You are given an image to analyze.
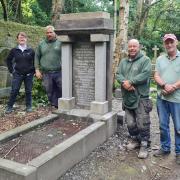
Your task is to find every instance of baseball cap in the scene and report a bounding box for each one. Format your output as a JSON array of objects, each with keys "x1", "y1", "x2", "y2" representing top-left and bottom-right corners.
[{"x1": 163, "y1": 34, "x2": 177, "y2": 42}]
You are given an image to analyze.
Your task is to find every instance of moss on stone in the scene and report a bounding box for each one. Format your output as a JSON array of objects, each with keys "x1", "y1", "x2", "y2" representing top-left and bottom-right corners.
[
  {"x1": 0, "y1": 20, "x2": 44, "y2": 49},
  {"x1": 0, "y1": 20, "x2": 45, "y2": 65}
]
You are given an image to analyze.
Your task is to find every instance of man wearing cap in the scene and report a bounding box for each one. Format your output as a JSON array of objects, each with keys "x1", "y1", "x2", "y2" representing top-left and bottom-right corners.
[{"x1": 154, "y1": 34, "x2": 180, "y2": 164}]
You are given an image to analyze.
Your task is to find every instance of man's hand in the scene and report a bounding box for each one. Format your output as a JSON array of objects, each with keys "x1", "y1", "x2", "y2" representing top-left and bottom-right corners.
[
  {"x1": 122, "y1": 80, "x2": 135, "y2": 91},
  {"x1": 164, "y1": 84, "x2": 176, "y2": 94},
  {"x1": 35, "y1": 69, "x2": 42, "y2": 79}
]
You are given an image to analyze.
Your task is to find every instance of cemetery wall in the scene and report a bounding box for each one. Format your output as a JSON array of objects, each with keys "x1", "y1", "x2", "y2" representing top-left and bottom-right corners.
[{"x1": 0, "y1": 20, "x2": 44, "y2": 66}]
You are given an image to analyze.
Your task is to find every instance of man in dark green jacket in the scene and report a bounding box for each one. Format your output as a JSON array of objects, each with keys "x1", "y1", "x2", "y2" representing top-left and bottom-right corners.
[
  {"x1": 116, "y1": 39, "x2": 152, "y2": 159},
  {"x1": 35, "y1": 25, "x2": 61, "y2": 108}
]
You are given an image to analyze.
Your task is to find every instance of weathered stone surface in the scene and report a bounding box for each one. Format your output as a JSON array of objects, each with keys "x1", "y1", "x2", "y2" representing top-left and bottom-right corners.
[
  {"x1": 72, "y1": 42, "x2": 95, "y2": 109},
  {"x1": 114, "y1": 88, "x2": 122, "y2": 99},
  {"x1": 58, "y1": 97, "x2": 75, "y2": 111},
  {"x1": 90, "y1": 34, "x2": 110, "y2": 42},
  {"x1": 60, "y1": 12, "x2": 110, "y2": 21},
  {"x1": 55, "y1": 12, "x2": 113, "y2": 35},
  {"x1": 90, "y1": 101, "x2": 108, "y2": 115},
  {"x1": 61, "y1": 43, "x2": 73, "y2": 98},
  {"x1": 0, "y1": 66, "x2": 11, "y2": 88}
]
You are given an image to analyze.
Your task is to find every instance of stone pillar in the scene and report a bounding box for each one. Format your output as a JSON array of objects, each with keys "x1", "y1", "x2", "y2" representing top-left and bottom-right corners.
[
  {"x1": 58, "y1": 36, "x2": 75, "y2": 110},
  {"x1": 90, "y1": 34, "x2": 109, "y2": 115}
]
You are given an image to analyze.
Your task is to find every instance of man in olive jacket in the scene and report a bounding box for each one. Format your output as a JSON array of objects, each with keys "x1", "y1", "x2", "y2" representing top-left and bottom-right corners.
[
  {"x1": 116, "y1": 39, "x2": 152, "y2": 159},
  {"x1": 35, "y1": 25, "x2": 62, "y2": 108}
]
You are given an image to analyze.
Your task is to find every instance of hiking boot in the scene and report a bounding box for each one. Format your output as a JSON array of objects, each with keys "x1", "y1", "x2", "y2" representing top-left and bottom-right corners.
[
  {"x1": 138, "y1": 141, "x2": 148, "y2": 159},
  {"x1": 176, "y1": 154, "x2": 180, "y2": 165},
  {"x1": 126, "y1": 140, "x2": 140, "y2": 150},
  {"x1": 5, "y1": 107, "x2": 13, "y2": 114},
  {"x1": 153, "y1": 149, "x2": 170, "y2": 157},
  {"x1": 26, "y1": 107, "x2": 32, "y2": 113}
]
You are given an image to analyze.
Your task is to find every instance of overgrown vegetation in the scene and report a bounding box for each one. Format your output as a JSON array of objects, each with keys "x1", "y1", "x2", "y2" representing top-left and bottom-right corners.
[{"x1": 32, "y1": 78, "x2": 48, "y2": 107}]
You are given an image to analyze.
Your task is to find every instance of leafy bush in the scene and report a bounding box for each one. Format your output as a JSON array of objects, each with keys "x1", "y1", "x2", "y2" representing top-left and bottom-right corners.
[
  {"x1": 113, "y1": 79, "x2": 121, "y2": 90},
  {"x1": 32, "y1": 77, "x2": 48, "y2": 107}
]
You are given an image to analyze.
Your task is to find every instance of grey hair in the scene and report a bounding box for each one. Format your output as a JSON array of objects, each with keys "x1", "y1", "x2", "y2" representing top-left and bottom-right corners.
[{"x1": 45, "y1": 25, "x2": 55, "y2": 32}]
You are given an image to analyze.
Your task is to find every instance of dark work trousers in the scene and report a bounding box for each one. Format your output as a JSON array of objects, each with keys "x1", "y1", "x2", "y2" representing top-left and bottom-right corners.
[
  {"x1": 7, "y1": 72, "x2": 34, "y2": 108},
  {"x1": 125, "y1": 99, "x2": 151, "y2": 142},
  {"x1": 42, "y1": 71, "x2": 62, "y2": 107}
]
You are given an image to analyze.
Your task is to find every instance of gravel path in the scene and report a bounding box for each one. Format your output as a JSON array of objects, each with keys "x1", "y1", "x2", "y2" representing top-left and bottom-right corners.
[{"x1": 59, "y1": 99, "x2": 180, "y2": 180}]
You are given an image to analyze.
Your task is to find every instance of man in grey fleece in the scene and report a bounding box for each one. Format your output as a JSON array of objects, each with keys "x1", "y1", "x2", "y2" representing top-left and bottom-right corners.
[
  {"x1": 116, "y1": 39, "x2": 152, "y2": 159},
  {"x1": 35, "y1": 25, "x2": 62, "y2": 108}
]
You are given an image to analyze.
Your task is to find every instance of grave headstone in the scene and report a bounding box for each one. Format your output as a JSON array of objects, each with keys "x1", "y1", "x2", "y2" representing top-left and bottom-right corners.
[{"x1": 55, "y1": 12, "x2": 114, "y2": 115}]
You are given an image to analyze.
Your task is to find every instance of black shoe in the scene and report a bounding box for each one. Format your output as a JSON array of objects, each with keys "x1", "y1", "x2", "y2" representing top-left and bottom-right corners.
[
  {"x1": 5, "y1": 107, "x2": 13, "y2": 114},
  {"x1": 153, "y1": 149, "x2": 170, "y2": 157},
  {"x1": 26, "y1": 107, "x2": 33, "y2": 113}
]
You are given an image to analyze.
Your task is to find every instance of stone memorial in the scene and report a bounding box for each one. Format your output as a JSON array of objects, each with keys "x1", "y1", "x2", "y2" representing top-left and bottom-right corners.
[{"x1": 55, "y1": 12, "x2": 114, "y2": 115}]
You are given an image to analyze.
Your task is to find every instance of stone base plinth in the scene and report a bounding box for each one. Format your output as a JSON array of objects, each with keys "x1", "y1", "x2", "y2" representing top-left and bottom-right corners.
[
  {"x1": 58, "y1": 97, "x2": 75, "y2": 111},
  {"x1": 90, "y1": 101, "x2": 108, "y2": 115}
]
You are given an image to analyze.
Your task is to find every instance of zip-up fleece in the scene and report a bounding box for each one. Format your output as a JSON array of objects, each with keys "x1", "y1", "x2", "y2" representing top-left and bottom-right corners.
[
  {"x1": 35, "y1": 38, "x2": 61, "y2": 72},
  {"x1": 116, "y1": 52, "x2": 152, "y2": 109},
  {"x1": 6, "y1": 47, "x2": 35, "y2": 75}
]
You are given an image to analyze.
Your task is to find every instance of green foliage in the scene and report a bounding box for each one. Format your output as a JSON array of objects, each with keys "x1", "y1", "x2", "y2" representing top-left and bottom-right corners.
[
  {"x1": 21, "y1": 0, "x2": 50, "y2": 26},
  {"x1": 0, "y1": 20, "x2": 44, "y2": 49},
  {"x1": 64, "y1": 0, "x2": 113, "y2": 16},
  {"x1": 113, "y1": 79, "x2": 120, "y2": 90},
  {"x1": 32, "y1": 77, "x2": 48, "y2": 107},
  {"x1": 37, "y1": 0, "x2": 52, "y2": 16},
  {"x1": 30, "y1": 3, "x2": 51, "y2": 26}
]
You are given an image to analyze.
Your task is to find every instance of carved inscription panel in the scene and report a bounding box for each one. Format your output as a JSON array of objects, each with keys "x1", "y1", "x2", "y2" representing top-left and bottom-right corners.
[{"x1": 72, "y1": 42, "x2": 95, "y2": 109}]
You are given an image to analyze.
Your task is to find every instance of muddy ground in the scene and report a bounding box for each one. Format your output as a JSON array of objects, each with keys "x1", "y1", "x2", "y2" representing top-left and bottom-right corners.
[
  {"x1": 0, "y1": 99, "x2": 179, "y2": 180},
  {"x1": 59, "y1": 99, "x2": 180, "y2": 180}
]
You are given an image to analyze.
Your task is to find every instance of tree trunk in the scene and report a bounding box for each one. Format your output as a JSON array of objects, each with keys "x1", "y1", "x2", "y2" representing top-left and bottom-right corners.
[
  {"x1": 52, "y1": 0, "x2": 64, "y2": 25},
  {"x1": 113, "y1": 0, "x2": 117, "y2": 51},
  {"x1": 0, "y1": 0, "x2": 8, "y2": 21},
  {"x1": 15, "y1": 0, "x2": 22, "y2": 22},
  {"x1": 113, "y1": 0, "x2": 129, "y2": 79},
  {"x1": 133, "y1": 0, "x2": 162, "y2": 38}
]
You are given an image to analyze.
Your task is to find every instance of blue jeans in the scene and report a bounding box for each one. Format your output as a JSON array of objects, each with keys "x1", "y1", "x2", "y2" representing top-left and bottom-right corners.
[
  {"x1": 157, "y1": 96, "x2": 180, "y2": 154},
  {"x1": 8, "y1": 72, "x2": 34, "y2": 108},
  {"x1": 42, "y1": 72, "x2": 62, "y2": 107}
]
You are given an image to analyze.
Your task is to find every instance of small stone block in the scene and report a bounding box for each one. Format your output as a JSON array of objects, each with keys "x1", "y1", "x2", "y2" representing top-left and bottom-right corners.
[
  {"x1": 58, "y1": 97, "x2": 75, "y2": 111},
  {"x1": 90, "y1": 101, "x2": 108, "y2": 115}
]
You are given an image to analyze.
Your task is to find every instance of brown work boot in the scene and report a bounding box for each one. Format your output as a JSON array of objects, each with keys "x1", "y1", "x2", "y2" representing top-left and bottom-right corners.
[
  {"x1": 153, "y1": 149, "x2": 170, "y2": 157},
  {"x1": 138, "y1": 141, "x2": 148, "y2": 159},
  {"x1": 126, "y1": 139, "x2": 140, "y2": 150},
  {"x1": 176, "y1": 154, "x2": 180, "y2": 165}
]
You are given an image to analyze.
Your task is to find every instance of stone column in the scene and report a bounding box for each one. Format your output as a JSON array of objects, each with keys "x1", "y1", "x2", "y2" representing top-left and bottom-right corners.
[
  {"x1": 90, "y1": 34, "x2": 109, "y2": 115},
  {"x1": 58, "y1": 35, "x2": 75, "y2": 110}
]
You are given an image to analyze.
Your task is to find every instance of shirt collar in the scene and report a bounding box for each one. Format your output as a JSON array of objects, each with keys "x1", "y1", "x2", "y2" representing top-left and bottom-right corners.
[
  {"x1": 18, "y1": 45, "x2": 27, "y2": 52},
  {"x1": 166, "y1": 50, "x2": 180, "y2": 59}
]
